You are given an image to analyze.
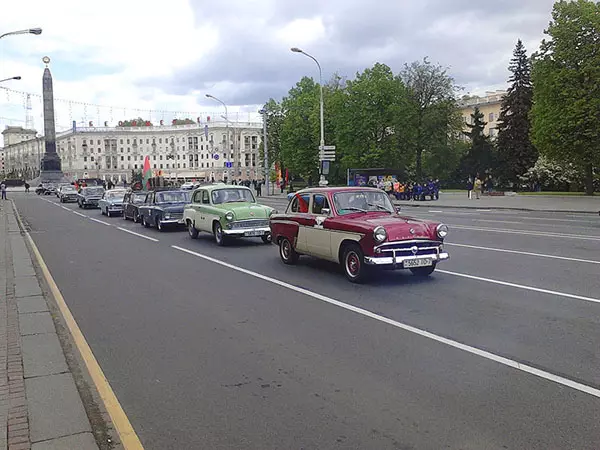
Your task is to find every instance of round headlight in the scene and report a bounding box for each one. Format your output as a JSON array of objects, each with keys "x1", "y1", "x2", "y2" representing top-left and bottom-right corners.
[
  {"x1": 164, "y1": 213, "x2": 171, "y2": 219},
  {"x1": 373, "y1": 226, "x2": 387, "y2": 243},
  {"x1": 436, "y1": 224, "x2": 449, "y2": 239},
  {"x1": 225, "y1": 211, "x2": 234, "y2": 221}
]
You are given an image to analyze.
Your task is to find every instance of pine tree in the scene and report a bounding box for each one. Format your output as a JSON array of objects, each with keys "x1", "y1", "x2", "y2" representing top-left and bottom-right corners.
[
  {"x1": 461, "y1": 107, "x2": 495, "y2": 177},
  {"x1": 497, "y1": 39, "x2": 537, "y2": 186}
]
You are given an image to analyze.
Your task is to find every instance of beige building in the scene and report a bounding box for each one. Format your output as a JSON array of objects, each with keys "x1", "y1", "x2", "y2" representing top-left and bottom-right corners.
[
  {"x1": 2, "y1": 121, "x2": 263, "y2": 183},
  {"x1": 458, "y1": 90, "x2": 506, "y2": 138}
]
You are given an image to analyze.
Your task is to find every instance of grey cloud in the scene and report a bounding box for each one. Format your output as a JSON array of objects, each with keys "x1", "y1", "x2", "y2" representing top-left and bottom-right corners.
[{"x1": 146, "y1": 0, "x2": 556, "y2": 106}]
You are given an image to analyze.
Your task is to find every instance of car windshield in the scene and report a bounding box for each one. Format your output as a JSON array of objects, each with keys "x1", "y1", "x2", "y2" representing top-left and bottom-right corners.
[
  {"x1": 132, "y1": 193, "x2": 146, "y2": 204},
  {"x1": 156, "y1": 191, "x2": 190, "y2": 203},
  {"x1": 106, "y1": 192, "x2": 125, "y2": 201},
  {"x1": 211, "y1": 188, "x2": 255, "y2": 205},
  {"x1": 333, "y1": 190, "x2": 395, "y2": 215},
  {"x1": 84, "y1": 187, "x2": 104, "y2": 196},
  {"x1": 63, "y1": 187, "x2": 77, "y2": 193}
]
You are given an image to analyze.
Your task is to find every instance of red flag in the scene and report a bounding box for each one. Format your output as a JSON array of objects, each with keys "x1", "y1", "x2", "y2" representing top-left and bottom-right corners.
[
  {"x1": 142, "y1": 156, "x2": 152, "y2": 190},
  {"x1": 285, "y1": 169, "x2": 289, "y2": 183}
]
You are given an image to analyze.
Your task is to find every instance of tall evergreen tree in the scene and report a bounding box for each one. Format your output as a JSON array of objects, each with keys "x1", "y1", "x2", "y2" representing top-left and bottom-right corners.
[
  {"x1": 460, "y1": 107, "x2": 496, "y2": 177},
  {"x1": 496, "y1": 39, "x2": 537, "y2": 186}
]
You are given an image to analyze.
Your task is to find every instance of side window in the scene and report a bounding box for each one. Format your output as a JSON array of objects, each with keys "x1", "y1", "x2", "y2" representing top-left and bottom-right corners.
[
  {"x1": 202, "y1": 190, "x2": 210, "y2": 204},
  {"x1": 146, "y1": 193, "x2": 153, "y2": 204},
  {"x1": 123, "y1": 193, "x2": 130, "y2": 203},
  {"x1": 193, "y1": 191, "x2": 202, "y2": 203},
  {"x1": 312, "y1": 194, "x2": 330, "y2": 215},
  {"x1": 289, "y1": 194, "x2": 309, "y2": 213}
]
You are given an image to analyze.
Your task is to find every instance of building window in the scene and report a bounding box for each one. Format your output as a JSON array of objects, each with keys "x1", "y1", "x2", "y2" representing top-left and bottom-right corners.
[
  {"x1": 489, "y1": 128, "x2": 496, "y2": 137},
  {"x1": 126, "y1": 139, "x2": 130, "y2": 144},
  {"x1": 159, "y1": 138, "x2": 162, "y2": 144},
  {"x1": 121, "y1": 156, "x2": 124, "y2": 161},
  {"x1": 146, "y1": 139, "x2": 150, "y2": 144},
  {"x1": 489, "y1": 113, "x2": 495, "y2": 122},
  {"x1": 160, "y1": 164, "x2": 163, "y2": 169},
  {"x1": 183, "y1": 163, "x2": 186, "y2": 168},
  {"x1": 120, "y1": 139, "x2": 123, "y2": 144},
  {"x1": 159, "y1": 155, "x2": 163, "y2": 160},
  {"x1": 134, "y1": 164, "x2": 138, "y2": 169}
]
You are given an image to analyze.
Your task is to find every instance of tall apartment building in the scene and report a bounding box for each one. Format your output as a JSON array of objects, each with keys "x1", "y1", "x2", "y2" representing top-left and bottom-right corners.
[
  {"x1": 458, "y1": 90, "x2": 506, "y2": 138},
  {"x1": 2, "y1": 122, "x2": 263, "y2": 182}
]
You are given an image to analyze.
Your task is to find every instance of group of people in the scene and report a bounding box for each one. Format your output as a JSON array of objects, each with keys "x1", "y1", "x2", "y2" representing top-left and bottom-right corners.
[
  {"x1": 374, "y1": 178, "x2": 441, "y2": 201},
  {"x1": 466, "y1": 174, "x2": 494, "y2": 199}
]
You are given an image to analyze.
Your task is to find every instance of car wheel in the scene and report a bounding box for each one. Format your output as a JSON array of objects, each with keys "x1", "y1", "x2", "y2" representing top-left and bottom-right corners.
[
  {"x1": 78, "y1": 202, "x2": 82, "y2": 208},
  {"x1": 122, "y1": 211, "x2": 128, "y2": 220},
  {"x1": 342, "y1": 243, "x2": 369, "y2": 283},
  {"x1": 157, "y1": 217, "x2": 163, "y2": 231},
  {"x1": 213, "y1": 222, "x2": 226, "y2": 246},
  {"x1": 410, "y1": 263, "x2": 436, "y2": 277},
  {"x1": 261, "y1": 232, "x2": 272, "y2": 244},
  {"x1": 142, "y1": 215, "x2": 150, "y2": 228},
  {"x1": 188, "y1": 221, "x2": 199, "y2": 239},
  {"x1": 133, "y1": 212, "x2": 139, "y2": 223},
  {"x1": 279, "y1": 237, "x2": 299, "y2": 265},
  {"x1": 107, "y1": 209, "x2": 112, "y2": 218}
]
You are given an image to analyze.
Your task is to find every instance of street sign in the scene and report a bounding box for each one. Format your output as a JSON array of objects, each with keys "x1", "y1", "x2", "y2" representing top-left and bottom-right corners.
[
  {"x1": 318, "y1": 145, "x2": 336, "y2": 150},
  {"x1": 213, "y1": 154, "x2": 219, "y2": 160},
  {"x1": 320, "y1": 151, "x2": 336, "y2": 157},
  {"x1": 225, "y1": 161, "x2": 233, "y2": 168}
]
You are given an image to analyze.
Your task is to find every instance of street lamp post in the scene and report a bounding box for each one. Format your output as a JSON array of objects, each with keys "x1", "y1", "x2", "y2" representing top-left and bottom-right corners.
[
  {"x1": 258, "y1": 108, "x2": 269, "y2": 196},
  {"x1": 0, "y1": 28, "x2": 42, "y2": 40},
  {"x1": 291, "y1": 47, "x2": 328, "y2": 186},
  {"x1": 206, "y1": 94, "x2": 230, "y2": 183},
  {"x1": 0, "y1": 76, "x2": 21, "y2": 84}
]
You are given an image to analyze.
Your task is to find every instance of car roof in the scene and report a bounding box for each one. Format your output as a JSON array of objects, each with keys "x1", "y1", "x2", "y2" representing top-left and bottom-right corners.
[
  {"x1": 195, "y1": 184, "x2": 251, "y2": 192},
  {"x1": 292, "y1": 186, "x2": 384, "y2": 195}
]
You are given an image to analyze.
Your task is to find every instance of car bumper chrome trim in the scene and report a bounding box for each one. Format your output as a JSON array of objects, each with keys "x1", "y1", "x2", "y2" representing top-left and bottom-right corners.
[
  {"x1": 223, "y1": 226, "x2": 271, "y2": 236},
  {"x1": 364, "y1": 252, "x2": 450, "y2": 266},
  {"x1": 160, "y1": 219, "x2": 185, "y2": 225}
]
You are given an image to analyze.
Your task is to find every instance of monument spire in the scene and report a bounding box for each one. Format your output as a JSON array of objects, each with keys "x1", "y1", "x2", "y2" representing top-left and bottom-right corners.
[{"x1": 39, "y1": 56, "x2": 66, "y2": 182}]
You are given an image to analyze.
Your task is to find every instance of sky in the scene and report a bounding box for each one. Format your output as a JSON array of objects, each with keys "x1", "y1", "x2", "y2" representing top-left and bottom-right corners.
[{"x1": 1, "y1": 0, "x2": 556, "y2": 146}]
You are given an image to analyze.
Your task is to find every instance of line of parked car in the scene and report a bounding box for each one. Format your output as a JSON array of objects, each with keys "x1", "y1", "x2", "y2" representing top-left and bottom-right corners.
[{"x1": 53, "y1": 183, "x2": 450, "y2": 283}]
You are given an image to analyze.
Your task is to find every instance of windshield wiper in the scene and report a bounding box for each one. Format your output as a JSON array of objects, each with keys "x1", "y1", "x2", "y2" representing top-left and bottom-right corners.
[
  {"x1": 367, "y1": 202, "x2": 391, "y2": 212},
  {"x1": 344, "y1": 207, "x2": 367, "y2": 213}
]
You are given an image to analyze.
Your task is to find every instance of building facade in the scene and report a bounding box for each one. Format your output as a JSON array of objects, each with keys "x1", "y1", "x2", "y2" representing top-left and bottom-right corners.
[
  {"x1": 458, "y1": 90, "x2": 506, "y2": 138},
  {"x1": 2, "y1": 122, "x2": 263, "y2": 183}
]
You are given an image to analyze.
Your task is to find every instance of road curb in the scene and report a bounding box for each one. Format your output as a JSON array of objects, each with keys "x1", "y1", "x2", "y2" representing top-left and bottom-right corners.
[{"x1": 392, "y1": 202, "x2": 599, "y2": 215}]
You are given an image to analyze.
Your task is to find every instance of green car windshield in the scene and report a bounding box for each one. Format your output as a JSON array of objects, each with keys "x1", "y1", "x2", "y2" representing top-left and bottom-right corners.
[{"x1": 211, "y1": 188, "x2": 255, "y2": 205}]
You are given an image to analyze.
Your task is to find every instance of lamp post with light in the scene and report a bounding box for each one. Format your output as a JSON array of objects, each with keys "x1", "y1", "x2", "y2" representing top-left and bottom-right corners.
[
  {"x1": 206, "y1": 94, "x2": 230, "y2": 182},
  {"x1": 0, "y1": 28, "x2": 42, "y2": 40},
  {"x1": 258, "y1": 108, "x2": 269, "y2": 196},
  {"x1": 291, "y1": 47, "x2": 329, "y2": 186},
  {"x1": 0, "y1": 76, "x2": 21, "y2": 84}
]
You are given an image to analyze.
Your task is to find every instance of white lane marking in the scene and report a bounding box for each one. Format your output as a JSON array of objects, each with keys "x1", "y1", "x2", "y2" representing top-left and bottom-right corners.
[
  {"x1": 116, "y1": 227, "x2": 159, "y2": 242},
  {"x1": 89, "y1": 217, "x2": 111, "y2": 226},
  {"x1": 474, "y1": 219, "x2": 524, "y2": 225},
  {"x1": 428, "y1": 210, "x2": 443, "y2": 213},
  {"x1": 60, "y1": 206, "x2": 70, "y2": 211},
  {"x1": 72, "y1": 211, "x2": 86, "y2": 218},
  {"x1": 450, "y1": 224, "x2": 600, "y2": 241},
  {"x1": 446, "y1": 242, "x2": 600, "y2": 265},
  {"x1": 437, "y1": 270, "x2": 600, "y2": 305},
  {"x1": 171, "y1": 244, "x2": 600, "y2": 399},
  {"x1": 476, "y1": 209, "x2": 492, "y2": 212}
]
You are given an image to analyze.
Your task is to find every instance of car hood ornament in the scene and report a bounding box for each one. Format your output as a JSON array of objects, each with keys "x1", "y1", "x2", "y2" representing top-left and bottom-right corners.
[{"x1": 409, "y1": 228, "x2": 415, "y2": 235}]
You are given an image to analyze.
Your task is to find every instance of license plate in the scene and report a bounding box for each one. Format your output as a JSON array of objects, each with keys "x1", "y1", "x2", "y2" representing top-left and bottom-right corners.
[
  {"x1": 244, "y1": 230, "x2": 263, "y2": 237},
  {"x1": 403, "y1": 258, "x2": 433, "y2": 268}
]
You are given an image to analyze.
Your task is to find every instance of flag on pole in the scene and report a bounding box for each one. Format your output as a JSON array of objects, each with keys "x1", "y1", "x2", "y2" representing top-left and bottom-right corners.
[{"x1": 142, "y1": 156, "x2": 152, "y2": 190}]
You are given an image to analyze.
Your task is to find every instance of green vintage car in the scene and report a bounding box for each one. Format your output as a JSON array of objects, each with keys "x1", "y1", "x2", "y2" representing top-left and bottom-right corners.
[{"x1": 183, "y1": 184, "x2": 275, "y2": 246}]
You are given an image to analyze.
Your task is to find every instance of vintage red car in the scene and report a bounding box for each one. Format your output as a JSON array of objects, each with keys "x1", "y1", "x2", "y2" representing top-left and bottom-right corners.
[{"x1": 270, "y1": 187, "x2": 449, "y2": 283}]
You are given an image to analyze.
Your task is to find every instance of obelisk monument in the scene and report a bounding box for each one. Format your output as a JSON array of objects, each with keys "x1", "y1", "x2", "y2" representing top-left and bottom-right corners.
[{"x1": 39, "y1": 56, "x2": 66, "y2": 182}]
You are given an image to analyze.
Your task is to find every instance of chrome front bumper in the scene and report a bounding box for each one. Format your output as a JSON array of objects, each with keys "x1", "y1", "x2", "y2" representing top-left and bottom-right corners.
[
  {"x1": 364, "y1": 252, "x2": 450, "y2": 266},
  {"x1": 160, "y1": 218, "x2": 184, "y2": 225},
  {"x1": 223, "y1": 226, "x2": 271, "y2": 237}
]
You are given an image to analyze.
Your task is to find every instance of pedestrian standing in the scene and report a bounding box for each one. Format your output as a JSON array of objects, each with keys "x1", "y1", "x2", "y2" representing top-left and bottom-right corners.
[
  {"x1": 474, "y1": 176, "x2": 483, "y2": 199},
  {"x1": 1, "y1": 181, "x2": 7, "y2": 200},
  {"x1": 24, "y1": 182, "x2": 30, "y2": 193},
  {"x1": 256, "y1": 180, "x2": 262, "y2": 197},
  {"x1": 467, "y1": 177, "x2": 473, "y2": 199}
]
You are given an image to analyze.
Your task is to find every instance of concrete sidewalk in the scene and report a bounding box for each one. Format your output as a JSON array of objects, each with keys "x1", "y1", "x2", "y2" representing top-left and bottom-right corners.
[{"x1": 0, "y1": 201, "x2": 99, "y2": 450}]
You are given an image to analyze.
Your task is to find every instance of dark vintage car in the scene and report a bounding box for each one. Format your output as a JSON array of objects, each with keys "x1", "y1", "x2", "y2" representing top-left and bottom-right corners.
[
  {"x1": 138, "y1": 189, "x2": 191, "y2": 231},
  {"x1": 36, "y1": 183, "x2": 57, "y2": 195},
  {"x1": 58, "y1": 185, "x2": 79, "y2": 203},
  {"x1": 122, "y1": 190, "x2": 148, "y2": 223},
  {"x1": 77, "y1": 186, "x2": 105, "y2": 209},
  {"x1": 270, "y1": 187, "x2": 449, "y2": 283}
]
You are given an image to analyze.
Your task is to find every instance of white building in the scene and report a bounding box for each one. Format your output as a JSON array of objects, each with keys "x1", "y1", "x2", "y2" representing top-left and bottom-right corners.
[{"x1": 2, "y1": 122, "x2": 263, "y2": 183}]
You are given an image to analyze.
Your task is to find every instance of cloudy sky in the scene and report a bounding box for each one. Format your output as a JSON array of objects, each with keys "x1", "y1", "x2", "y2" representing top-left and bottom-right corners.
[{"x1": 1, "y1": 0, "x2": 556, "y2": 144}]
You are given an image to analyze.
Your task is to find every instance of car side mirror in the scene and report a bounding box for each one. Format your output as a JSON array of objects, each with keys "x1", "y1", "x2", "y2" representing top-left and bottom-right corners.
[
  {"x1": 396, "y1": 207, "x2": 402, "y2": 213},
  {"x1": 321, "y1": 208, "x2": 330, "y2": 215}
]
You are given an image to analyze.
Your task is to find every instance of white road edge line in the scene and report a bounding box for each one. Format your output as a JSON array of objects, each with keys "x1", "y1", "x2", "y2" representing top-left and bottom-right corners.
[
  {"x1": 450, "y1": 224, "x2": 600, "y2": 241},
  {"x1": 446, "y1": 242, "x2": 600, "y2": 265},
  {"x1": 116, "y1": 227, "x2": 159, "y2": 242},
  {"x1": 474, "y1": 219, "x2": 524, "y2": 225},
  {"x1": 72, "y1": 211, "x2": 86, "y2": 218},
  {"x1": 437, "y1": 269, "x2": 600, "y2": 304},
  {"x1": 171, "y1": 244, "x2": 600, "y2": 400},
  {"x1": 476, "y1": 209, "x2": 492, "y2": 212},
  {"x1": 428, "y1": 210, "x2": 443, "y2": 213},
  {"x1": 89, "y1": 217, "x2": 112, "y2": 226}
]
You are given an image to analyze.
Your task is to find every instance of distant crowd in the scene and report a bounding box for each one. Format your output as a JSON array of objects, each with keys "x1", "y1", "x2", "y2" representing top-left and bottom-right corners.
[{"x1": 372, "y1": 178, "x2": 441, "y2": 201}]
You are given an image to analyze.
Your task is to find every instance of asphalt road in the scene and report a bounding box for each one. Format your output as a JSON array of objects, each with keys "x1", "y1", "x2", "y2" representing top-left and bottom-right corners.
[{"x1": 12, "y1": 193, "x2": 600, "y2": 449}]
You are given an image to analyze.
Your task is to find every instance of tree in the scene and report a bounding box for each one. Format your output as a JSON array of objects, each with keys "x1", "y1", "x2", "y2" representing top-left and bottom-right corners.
[
  {"x1": 172, "y1": 118, "x2": 196, "y2": 125},
  {"x1": 496, "y1": 39, "x2": 538, "y2": 186},
  {"x1": 460, "y1": 107, "x2": 496, "y2": 177},
  {"x1": 401, "y1": 58, "x2": 459, "y2": 179},
  {"x1": 279, "y1": 77, "x2": 321, "y2": 181},
  {"x1": 258, "y1": 98, "x2": 284, "y2": 179},
  {"x1": 120, "y1": 118, "x2": 153, "y2": 127},
  {"x1": 332, "y1": 63, "x2": 410, "y2": 170},
  {"x1": 531, "y1": 0, "x2": 600, "y2": 195}
]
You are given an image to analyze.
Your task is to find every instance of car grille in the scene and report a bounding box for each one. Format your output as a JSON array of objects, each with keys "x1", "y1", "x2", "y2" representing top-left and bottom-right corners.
[
  {"x1": 167, "y1": 211, "x2": 183, "y2": 218},
  {"x1": 376, "y1": 239, "x2": 442, "y2": 257},
  {"x1": 231, "y1": 219, "x2": 269, "y2": 229}
]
